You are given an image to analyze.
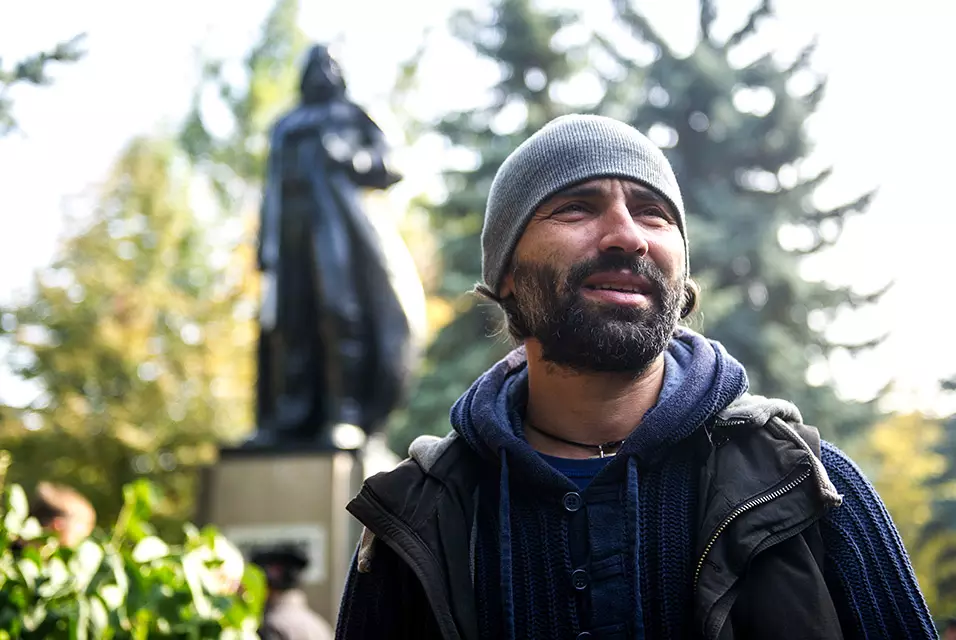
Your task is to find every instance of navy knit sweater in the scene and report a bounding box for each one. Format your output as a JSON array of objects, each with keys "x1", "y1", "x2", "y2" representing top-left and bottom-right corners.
[{"x1": 337, "y1": 330, "x2": 936, "y2": 639}]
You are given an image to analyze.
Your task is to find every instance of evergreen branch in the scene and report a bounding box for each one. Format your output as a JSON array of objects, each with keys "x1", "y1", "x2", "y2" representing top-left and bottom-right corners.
[
  {"x1": 803, "y1": 190, "x2": 876, "y2": 223},
  {"x1": 699, "y1": 0, "x2": 718, "y2": 44},
  {"x1": 804, "y1": 78, "x2": 827, "y2": 111},
  {"x1": 0, "y1": 34, "x2": 85, "y2": 137},
  {"x1": 785, "y1": 38, "x2": 818, "y2": 76},
  {"x1": 845, "y1": 280, "x2": 893, "y2": 307},
  {"x1": 0, "y1": 34, "x2": 86, "y2": 86},
  {"x1": 740, "y1": 53, "x2": 775, "y2": 84},
  {"x1": 725, "y1": 0, "x2": 773, "y2": 49},
  {"x1": 827, "y1": 332, "x2": 889, "y2": 353},
  {"x1": 787, "y1": 233, "x2": 835, "y2": 256},
  {"x1": 779, "y1": 168, "x2": 833, "y2": 202},
  {"x1": 610, "y1": 0, "x2": 673, "y2": 58}
]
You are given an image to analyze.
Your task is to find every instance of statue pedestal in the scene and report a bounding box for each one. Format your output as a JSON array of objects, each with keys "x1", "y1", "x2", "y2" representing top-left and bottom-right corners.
[{"x1": 196, "y1": 448, "x2": 363, "y2": 625}]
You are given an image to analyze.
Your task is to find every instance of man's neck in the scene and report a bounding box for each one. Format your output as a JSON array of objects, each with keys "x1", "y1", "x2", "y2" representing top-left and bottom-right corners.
[{"x1": 522, "y1": 341, "x2": 666, "y2": 460}]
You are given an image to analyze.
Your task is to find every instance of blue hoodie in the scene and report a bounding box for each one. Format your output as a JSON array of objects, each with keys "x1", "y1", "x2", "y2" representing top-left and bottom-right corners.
[{"x1": 450, "y1": 329, "x2": 747, "y2": 638}]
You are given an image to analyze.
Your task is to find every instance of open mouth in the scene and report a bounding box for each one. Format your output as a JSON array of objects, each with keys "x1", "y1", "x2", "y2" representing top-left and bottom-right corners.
[
  {"x1": 584, "y1": 283, "x2": 647, "y2": 293},
  {"x1": 581, "y1": 271, "x2": 654, "y2": 295}
]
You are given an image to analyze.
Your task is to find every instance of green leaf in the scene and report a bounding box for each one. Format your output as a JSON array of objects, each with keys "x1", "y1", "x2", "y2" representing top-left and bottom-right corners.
[
  {"x1": 89, "y1": 595, "x2": 109, "y2": 637},
  {"x1": 181, "y1": 551, "x2": 212, "y2": 618},
  {"x1": 16, "y1": 555, "x2": 40, "y2": 589},
  {"x1": 131, "y1": 536, "x2": 170, "y2": 564},
  {"x1": 37, "y1": 556, "x2": 71, "y2": 598},
  {"x1": 22, "y1": 601, "x2": 48, "y2": 632},
  {"x1": 4, "y1": 484, "x2": 28, "y2": 533},
  {"x1": 70, "y1": 539, "x2": 105, "y2": 593},
  {"x1": 73, "y1": 596, "x2": 90, "y2": 640}
]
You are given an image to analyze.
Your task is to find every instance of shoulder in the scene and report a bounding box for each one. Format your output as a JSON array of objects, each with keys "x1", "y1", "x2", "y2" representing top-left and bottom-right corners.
[
  {"x1": 819, "y1": 440, "x2": 883, "y2": 511},
  {"x1": 374, "y1": 432, "x2": 477, "y2": 482},
  {"x1": 359, "y1": 432, "x2": 480, "y2": 518},
  {"x1": 818, "y1": 439, "x2": 896, "y2": 530},
  {"x1": 817, "y1": 441, "x2": 936, "y2": 635}
]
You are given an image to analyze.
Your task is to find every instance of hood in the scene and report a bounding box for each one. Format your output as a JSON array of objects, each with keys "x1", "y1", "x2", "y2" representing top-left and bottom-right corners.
[
  {"x1": 718, "y1": 393, "x2": 842, "y2": 508},
  {"x1": 447, "y1": 328, "x2": 749, "y2": 482}
]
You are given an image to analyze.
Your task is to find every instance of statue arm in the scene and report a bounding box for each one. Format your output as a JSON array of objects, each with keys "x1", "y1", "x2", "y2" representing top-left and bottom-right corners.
[
  {"x1": 352, "y1": 106, "x2": 402, "y2": 187},
  {"x1": 258, "y1": 124, "x2": 285, "y2": 271}
]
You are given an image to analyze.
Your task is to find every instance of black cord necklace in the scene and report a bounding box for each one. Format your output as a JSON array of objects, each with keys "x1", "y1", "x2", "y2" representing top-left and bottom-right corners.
[{"x1": 525, "y1": 422, "x2": 625, "y2": 458}]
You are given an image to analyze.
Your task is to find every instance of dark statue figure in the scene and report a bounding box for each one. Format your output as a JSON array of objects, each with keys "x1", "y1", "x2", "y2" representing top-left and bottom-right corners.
[{"x1": 249, "y1": 44, "x2": 414, "y2": 450}]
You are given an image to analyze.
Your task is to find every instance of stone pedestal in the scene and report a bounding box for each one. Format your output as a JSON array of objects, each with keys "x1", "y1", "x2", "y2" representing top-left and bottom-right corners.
[{"x1": 196, "y1": 449, "x2": 363, "y2": 625}]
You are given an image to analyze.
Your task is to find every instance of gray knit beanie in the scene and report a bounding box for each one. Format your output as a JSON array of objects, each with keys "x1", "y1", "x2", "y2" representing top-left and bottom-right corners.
[{"x1": 481, "y1": 114, "x2": 687, "y2": 295}]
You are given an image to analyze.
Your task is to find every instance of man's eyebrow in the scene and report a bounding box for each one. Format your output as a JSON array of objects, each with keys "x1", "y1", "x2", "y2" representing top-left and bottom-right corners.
[
  {"x1": 550, "y1": 184, "x2": 608, "y2": 200},
  {"x1": 625, "y1": 184, "x2": 667, "y2": 205}
]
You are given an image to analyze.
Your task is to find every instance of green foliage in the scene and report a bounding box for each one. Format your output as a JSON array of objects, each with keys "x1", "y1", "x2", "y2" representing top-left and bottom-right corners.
[
  {"x1": 390, "y1": 0, "x2": 883, "y2": 454},
  {"x1": 847, "y1": 413, "x2": 956, "y2": 617},
  {"x1": 0, "y1": 35, "x2": 86, "y2": 136},
  {"x1": 0, "y1": 0, "x2": 306, "y2": 536},
  {"x1": 0, "y1": 455, "x2": 265, "y2": 639},
  {"x1": 0, "y1": 137, "x2": 257, "y2": 536}
]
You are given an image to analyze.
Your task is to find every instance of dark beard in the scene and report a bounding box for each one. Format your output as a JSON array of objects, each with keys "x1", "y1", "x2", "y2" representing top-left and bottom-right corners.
[{"x1": 510, "y1": 252, "x2": 684, "y2": 375}]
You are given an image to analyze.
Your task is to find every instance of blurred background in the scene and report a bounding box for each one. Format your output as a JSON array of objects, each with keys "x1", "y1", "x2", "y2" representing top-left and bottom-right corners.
[{"x1": 1, "y1": 0, "x2": 955, "y2": 620}]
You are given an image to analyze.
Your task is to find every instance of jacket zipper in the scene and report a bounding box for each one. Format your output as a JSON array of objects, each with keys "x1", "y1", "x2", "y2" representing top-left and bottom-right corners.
[
  {"x1": 714, "y1": 418, "x2": 748, "y2": 427},
  {"x1": 693, "y1": 468, "x2": 812, "y2": 591}
]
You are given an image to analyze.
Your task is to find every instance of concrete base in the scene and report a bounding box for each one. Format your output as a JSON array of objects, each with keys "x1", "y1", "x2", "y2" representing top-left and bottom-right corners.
[{"x1": 196, "y1": 449, "x2": 363, "y2": 625}]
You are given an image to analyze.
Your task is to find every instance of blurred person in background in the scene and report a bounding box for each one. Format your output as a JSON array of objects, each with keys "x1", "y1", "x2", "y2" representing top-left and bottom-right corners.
[
  {"x1": 335, "y1": 115, "x2": 934, "y2": 639},
  {"x1": 28, "y1": 481, "x2": 96, "y2": 547},
  {"x1": 942, "y1": 618, "x2": 956, "y2": 640},
  {"x1": 251, "y1": 543, "x2": 333, "y2": 640}
]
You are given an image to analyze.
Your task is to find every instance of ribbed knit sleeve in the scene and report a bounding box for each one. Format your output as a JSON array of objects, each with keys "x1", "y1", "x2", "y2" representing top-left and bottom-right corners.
[
  {"x1": 820, "y1": 441, "x2": 938, "y2": 639},
  {"x1": 334, "y1": 542, "x2": 443, "y2": 640}
]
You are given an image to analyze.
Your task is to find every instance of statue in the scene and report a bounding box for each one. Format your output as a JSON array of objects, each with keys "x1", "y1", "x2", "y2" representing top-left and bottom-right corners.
[{"x1": 249, "y1": 44, "x2": 415, "y2": 450}]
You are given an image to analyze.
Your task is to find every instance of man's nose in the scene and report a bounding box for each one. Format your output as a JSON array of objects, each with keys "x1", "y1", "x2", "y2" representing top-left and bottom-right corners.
[{"x1": 597, "y1": 200, "x2": 649, "y2": 255}]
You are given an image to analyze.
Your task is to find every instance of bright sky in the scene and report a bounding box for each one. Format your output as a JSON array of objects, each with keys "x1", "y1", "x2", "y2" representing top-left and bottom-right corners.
[{"x1": 1, "y1": 0, "x2": 954, "y2": 416}]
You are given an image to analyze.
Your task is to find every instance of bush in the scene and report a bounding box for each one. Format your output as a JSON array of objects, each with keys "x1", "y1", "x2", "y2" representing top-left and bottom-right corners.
[{"x1": 0, "y1": 452, "x2": 265, "y2": 639}]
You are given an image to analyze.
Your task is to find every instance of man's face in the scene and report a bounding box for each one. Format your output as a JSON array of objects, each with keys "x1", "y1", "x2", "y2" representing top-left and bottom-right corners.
[{"x1": 501, "y1": 177, "x2": 686, "y2": 374}]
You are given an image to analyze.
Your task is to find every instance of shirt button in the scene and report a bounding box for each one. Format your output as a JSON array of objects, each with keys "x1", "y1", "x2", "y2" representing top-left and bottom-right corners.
[
  {"x1": 563, "y1": 491, "x2": 583, "y2": 512},
  {"x1": 576, "y1": 633, "x2": 592, "y2": 639},
  {"x1": 571, "y1": 568, "x2": 589, "y2": 590}
]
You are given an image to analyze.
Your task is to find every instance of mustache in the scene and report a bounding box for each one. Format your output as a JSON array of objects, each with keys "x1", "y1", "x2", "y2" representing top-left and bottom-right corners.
[{"x1": 564, "y1": 253, "x2": 666, "y2": 294}]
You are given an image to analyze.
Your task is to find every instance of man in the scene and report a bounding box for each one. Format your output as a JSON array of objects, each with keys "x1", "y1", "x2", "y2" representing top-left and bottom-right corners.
[
  {"x1": 251, "y1": 543, "x2": 334, "y2": 640},
  {"x1": 335, "y1": 115, "x2": 935, "y2": 639},
  {"x1": 28, "y1": 481, "x2": 96, "y2": 547}
]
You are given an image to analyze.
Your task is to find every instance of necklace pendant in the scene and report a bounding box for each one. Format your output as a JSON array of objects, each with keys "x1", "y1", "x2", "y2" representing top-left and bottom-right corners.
[{"x1": 598, "y1": 445, "x2": 606, "y2": 459}]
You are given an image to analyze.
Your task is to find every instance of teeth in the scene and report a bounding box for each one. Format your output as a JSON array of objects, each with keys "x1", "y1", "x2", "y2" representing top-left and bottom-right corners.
[{"x1": 592, "y1": 284, "x2": 640, "y2": 292}]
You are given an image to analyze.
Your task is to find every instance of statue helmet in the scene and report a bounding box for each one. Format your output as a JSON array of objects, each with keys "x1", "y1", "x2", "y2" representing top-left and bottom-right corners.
[{"x1": 300, "y1": 44, "x2": 346, "y2": 104}]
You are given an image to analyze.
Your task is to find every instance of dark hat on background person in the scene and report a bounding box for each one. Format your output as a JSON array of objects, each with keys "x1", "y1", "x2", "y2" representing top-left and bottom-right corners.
[
  {"x1": 480, "y1": 114, "x2": 688, "y2": 295},
  {"x1": 249, "y1": 543, "x2": 309, "y2": 590}
]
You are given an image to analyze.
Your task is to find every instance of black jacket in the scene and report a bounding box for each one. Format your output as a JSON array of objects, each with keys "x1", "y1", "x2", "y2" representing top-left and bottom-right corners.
[{"x1": 337, "y1": 394, "x2": 851, "y2": 639}]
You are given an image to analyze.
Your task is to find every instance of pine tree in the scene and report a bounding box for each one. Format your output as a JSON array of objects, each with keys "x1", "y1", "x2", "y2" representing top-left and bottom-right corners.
[
  {"x1": 0, "y1": 138, "x2": 256, "y2": 536},
  {"x1": 387, "y1": 0, "x2": 591, "y2": 453},
  {"x1": 608, "y1": 0, "x2": 883, "y2": 437},
  {"x1": 390, "y1": 0, "x2": 884, "y2": 453}
]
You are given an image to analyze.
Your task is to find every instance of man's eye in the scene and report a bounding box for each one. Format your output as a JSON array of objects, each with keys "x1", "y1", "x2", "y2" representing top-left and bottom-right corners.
[
  {"x1": 637, "y1": 206, "x2": 669, "y2": 222},
  {"x1": 553, "y1": 204, "x2": 589, "y2": 217}
]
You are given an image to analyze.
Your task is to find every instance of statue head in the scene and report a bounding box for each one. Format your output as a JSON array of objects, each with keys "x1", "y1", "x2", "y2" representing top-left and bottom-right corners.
[{"x1": 300, "y1": 44, "x2": 346, "y2": 104}]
